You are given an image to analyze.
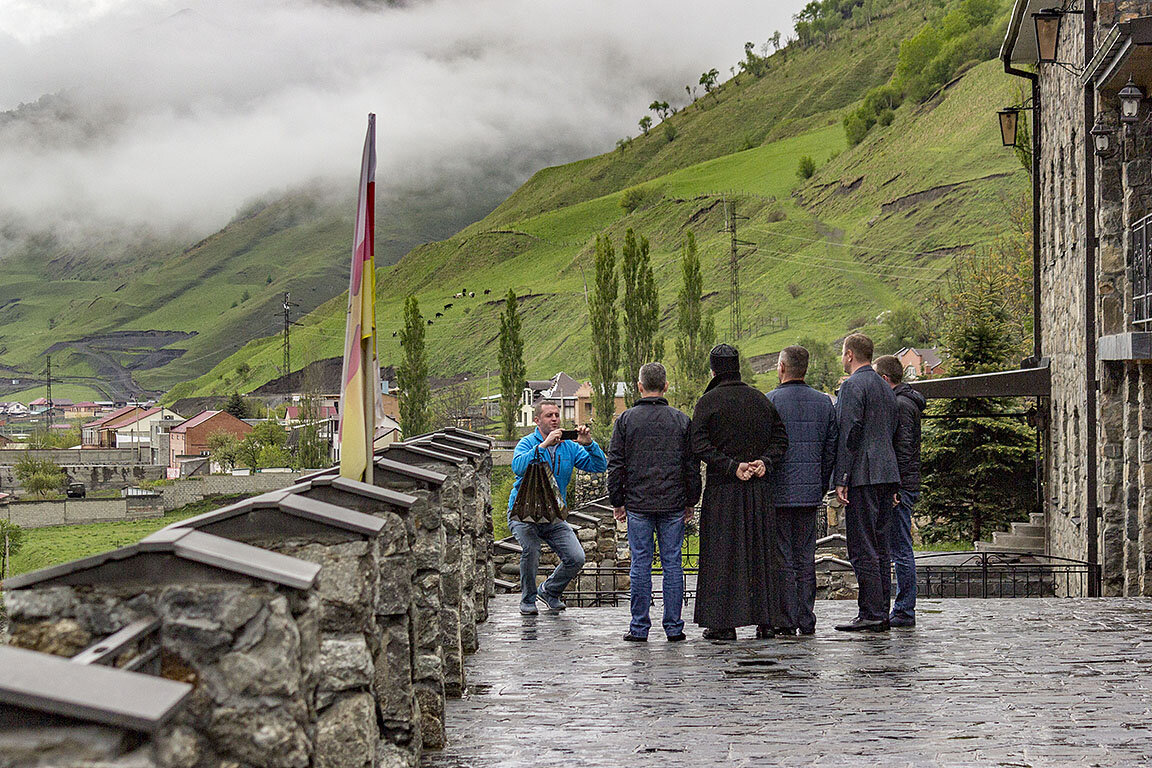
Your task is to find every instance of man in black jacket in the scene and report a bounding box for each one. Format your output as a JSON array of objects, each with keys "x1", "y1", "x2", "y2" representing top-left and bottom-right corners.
[
  {"x1": 875, "y1": 354, "x2": 927, "y2": 627},
  {"x1": 833, "y1": 334, "x2": 899, "y2": 632},
  {"x1": 609, "y1": 362, "x2": 701, "y2": 642}
]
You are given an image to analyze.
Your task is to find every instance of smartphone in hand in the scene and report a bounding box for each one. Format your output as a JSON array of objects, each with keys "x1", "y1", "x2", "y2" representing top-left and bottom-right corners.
[{"x1": 560, "y1": 429, "x2": 579, "y2": 441}]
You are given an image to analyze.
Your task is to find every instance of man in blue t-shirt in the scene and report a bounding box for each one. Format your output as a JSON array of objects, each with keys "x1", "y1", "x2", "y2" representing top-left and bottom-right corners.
[{"x1": 508, "y1": 400, "x2": 607, "y2": 615}]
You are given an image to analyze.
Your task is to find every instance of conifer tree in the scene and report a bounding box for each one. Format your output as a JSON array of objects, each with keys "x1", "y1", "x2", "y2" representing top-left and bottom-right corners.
[
  {"x1": 920, "y1": 251, "x2": 1036, "y2": 544},
  {"x1": 398, "y1": 294, "x2": 431, "y2": 438},
  {"x1": 224, "y1": 392, "x2": 249, "y2": 420},
  {"x1": 673, "y1": 231, "x2": 715, "y2": 410},
  {"x1": 589, "y1": 234, "x2": 620, "y2": 442},
  {"x1": 621, "y1": 228, "x2": 664, "y2": 403},
  {"x1": 498, "y1": 289, "x2": 527, "y2": 440}
]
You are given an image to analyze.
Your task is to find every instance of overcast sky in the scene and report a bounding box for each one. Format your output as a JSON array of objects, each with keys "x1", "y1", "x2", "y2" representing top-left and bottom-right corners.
[{"x1": 0, "y1": 0, "x2": 809, "y2": 251}]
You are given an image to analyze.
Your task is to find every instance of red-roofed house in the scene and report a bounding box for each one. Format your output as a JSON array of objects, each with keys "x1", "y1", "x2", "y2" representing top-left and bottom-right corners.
[
  {"x1": 284, "y1": 404, "x2": 339, "y2": 422},
  {"x1": 895, "y1": 347, "x2": 946, "y2": 380},
  {"x1": 62, "y1": 402, "x2": 101, "y2": 419},
  {"x1": 82, "y1": 405, "x2": 143, "y2": 447},
  {"x1": 169, "y1": 410, "x2": 252, "y2": 470},
  {"x1": 105, "y1": 407, "x2": 181, "y2": 453}
]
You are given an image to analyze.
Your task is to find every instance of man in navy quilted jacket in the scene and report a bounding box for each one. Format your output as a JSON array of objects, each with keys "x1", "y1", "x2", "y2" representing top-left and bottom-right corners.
[{"x1": 767, "y1": 345, "x2": 837, "y2": 635}]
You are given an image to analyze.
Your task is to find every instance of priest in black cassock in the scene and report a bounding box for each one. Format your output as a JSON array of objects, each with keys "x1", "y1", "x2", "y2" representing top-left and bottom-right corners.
[{"x1": 691, "y1": 344, "x2": 790, "y2": 640}]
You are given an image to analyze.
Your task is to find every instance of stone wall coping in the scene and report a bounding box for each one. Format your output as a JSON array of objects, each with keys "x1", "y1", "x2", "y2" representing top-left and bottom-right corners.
[
  {"x1": 0, "y1": 644, "x2": 191, "y2": 733},
  {"x1": 1098, "y1": 332, "x2": 1152, "y2": 361},
  {"x1": 373, "y1": 456, "x2": 448, "y2": 485},
  {"x1": 407, "y1": 439, "x2": 478, "y2": 463},
  {"x1": 281, "y1": 475, "x2": 418, "y2": 508},
  {"x1": 3, "y1": 529, "x2": 320, "y2": 591},
  {"x1": 383, "y1": 443, "x2": 468, "y2": 466},
  {"x1": 425, "y1": 437, "x2": 486, "y2": 458},
  {"x1": 440, "y1": 427, "x2": 495, "y2": 446},
  {"x1": 418, "y1": 431, "x2": 491, "y2": 454},
  {"x1": 169, "y1": 490, "x2": 387, "y2": 537}
]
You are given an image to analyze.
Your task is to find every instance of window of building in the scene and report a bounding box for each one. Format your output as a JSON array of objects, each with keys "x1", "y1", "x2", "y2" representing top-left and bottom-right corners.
[{"x1": 1131, "y1": 214, "x2": 1152, "y2": 327}]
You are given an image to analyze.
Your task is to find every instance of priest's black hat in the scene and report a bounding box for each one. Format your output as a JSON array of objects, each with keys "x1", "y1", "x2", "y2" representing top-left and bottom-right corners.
[{"x1": 709, "y1": 343, "x2": 740, "y2": 376}]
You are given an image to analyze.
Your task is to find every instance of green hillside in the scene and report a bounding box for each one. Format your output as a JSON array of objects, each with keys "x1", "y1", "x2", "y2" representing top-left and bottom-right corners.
[
  {"x1": 0, "y1": 0, "x2": 1026, "y2": 403},
  {"x1": 172, "y1": 49, "x2": 1027, "y2": 400}
]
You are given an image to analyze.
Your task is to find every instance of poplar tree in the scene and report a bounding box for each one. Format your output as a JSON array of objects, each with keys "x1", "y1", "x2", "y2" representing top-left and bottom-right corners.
[
  {"x1": 398, "y1": 294, "x2": 431, "y2": 438},
  {"x1": 589, "y1": 234, "x2": 620, "y2": 442},
  {"x1": 621, "y1": 228, "x2": 664, "y2": 402},
  {"x1": 498, "y1": 289, "x2": 527, "y2": 440},
  {"x1": 673, "y1": 231, "x2": 715, "y2": 410}
]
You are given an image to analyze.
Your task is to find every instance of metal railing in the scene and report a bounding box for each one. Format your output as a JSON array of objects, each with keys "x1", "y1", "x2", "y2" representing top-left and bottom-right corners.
[{"x1": 915, "y1": 550, "x2": 1101, "y2": 598}]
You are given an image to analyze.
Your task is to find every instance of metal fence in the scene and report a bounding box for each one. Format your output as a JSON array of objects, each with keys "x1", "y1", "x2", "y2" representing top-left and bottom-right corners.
[{"x1": 539, "y1": 546, "x2": 1102, "y2": 606}]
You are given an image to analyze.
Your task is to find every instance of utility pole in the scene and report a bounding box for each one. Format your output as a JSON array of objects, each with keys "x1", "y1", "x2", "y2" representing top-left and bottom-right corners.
[
  {"x1": 45, "y1": 355, "x2": 53, "y2": 428},
  {"x1": 722, "y1": 197, "x2": 756, "y2": 342},
  {"x1": 282, "y1": 292, "x2": 294, "y2": 377}
]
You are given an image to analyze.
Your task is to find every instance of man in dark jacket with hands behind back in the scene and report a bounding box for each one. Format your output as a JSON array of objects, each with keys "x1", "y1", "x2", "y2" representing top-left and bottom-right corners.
[{"x1": 609, "y1": 362, "x2": 701, "y2": 642}]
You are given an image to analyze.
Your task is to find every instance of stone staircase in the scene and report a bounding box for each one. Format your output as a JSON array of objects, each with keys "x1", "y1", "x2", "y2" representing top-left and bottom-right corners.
[
  {"x1": 492, "y1": 506, "x2": 609, "y2": 592},
  {"x1": 973, "y1": 512, "x2": 1045, "y2": 554}
]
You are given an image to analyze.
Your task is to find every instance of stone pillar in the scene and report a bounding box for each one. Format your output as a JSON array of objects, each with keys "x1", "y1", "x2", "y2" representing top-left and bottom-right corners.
[
  {"x1": 380, "y1": 446, "x2": 468, "y2": 699},
  {"x1": 371, "y1": 459, "x2": 449, "y2": 751},
  {"x1": 277, "y1": 479, "x2": 423, "y2": 763},
  {"x1": 6, "y1": 562, "x2": 321, "y2": 768}
]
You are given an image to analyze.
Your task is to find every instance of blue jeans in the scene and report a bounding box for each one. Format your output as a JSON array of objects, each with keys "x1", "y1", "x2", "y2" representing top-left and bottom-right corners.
[
  {"x1": 510, "y1": 520, "x2": 586, "y2": 605},
  {"x1": 626, "y1": 510, "x2": 685, "y2": 638},
  {"x1": 889, "y1": 489, "x2": 919, "y2": 620}
]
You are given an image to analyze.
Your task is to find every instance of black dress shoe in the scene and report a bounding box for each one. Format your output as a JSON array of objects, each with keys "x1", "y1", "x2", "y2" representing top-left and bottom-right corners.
[
  {"x1": 623, "y1": 633, "x2": 647, "y2": 642},
  {"x1": 666, "y1": 633, "x2": 686, "y2": 642},
  {"x1": 702, "y1": 627, "x2": 737, "y2": 641},
  {"x1": 798, "y1": 627, "x2": 815, "y2": 636},
  {"x1": 889, "y1": 615, "x2": 916, "y2": 627},
  {"x1": 834, "y1": 617, "x2": 889, "y2": 632},
  {"x1": 755, "y1": 625, "x2": 776, "y2": 639}
]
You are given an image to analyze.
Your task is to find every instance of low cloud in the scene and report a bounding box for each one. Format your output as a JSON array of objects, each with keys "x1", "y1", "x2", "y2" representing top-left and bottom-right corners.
[{"x1": 0, "y1": 0, "x2": 803, "y2": 257}]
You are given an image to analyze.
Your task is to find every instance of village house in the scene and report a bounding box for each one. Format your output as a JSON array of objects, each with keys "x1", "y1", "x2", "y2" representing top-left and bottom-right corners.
[
  {"x1": 82, "y1": 405, "x2": 143, "y2": 447},
  {"x1": 895, "y1": 347, "x2": 946, "y2": 380},
  {"x1": 168, "y1": 410, "x2": 253, "y2": 470},
  {"x1": 965, "y1": 0, "x2": 1152, "y2": 595},
  {"x1": 61, "y1": 402, "x2": 101, "y2": 419}
]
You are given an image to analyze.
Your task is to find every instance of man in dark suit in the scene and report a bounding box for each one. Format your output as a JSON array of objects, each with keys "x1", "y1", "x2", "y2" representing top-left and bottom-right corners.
[
  {"x1": 767, "y1": 345, "x2": 837, "y2": 636},
  {"x1": 833, "y1": 334, "x2": 900, "y2": 632}
]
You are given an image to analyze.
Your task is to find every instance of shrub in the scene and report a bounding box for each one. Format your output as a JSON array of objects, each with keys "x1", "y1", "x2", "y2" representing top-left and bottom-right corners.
[
  {"x1": 796, "y1": 155, "x2": 817, "y2": 180},
  {"x1": 787, "y1": 282, "x2": 803, "y2": 298},
  {"x1": 663, "y1": 123, "x2": 678, "y2": 143},
  {"x1": 876, "y1": 108, "x2": 895, "y2": 127}
]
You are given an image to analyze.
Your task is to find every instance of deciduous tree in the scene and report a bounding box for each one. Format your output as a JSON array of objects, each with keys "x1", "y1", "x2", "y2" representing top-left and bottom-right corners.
[
  {"x1": 673, "y1": 231, "x2": 715, "y2": 410},
  {"x1": 621, "y1": 229, "x2": 664, "y2": 403},
  {"x1": 498, "y1": 290, "x2": 527, "y2": 440},
  {"x1": 398, "y1": 294, "x2": 432, "y2": 438},
  {"x1": 589, "y1": 234, "x2": 620, "y2": 443}
]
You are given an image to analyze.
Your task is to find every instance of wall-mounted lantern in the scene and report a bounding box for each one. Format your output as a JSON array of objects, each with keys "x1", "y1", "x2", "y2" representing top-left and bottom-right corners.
[
  {"x1": 1090, "y1": 118, "x2": 1116, "y2": 157},
  {"x1": 1120, "y1": 77, "x2": 1145, "y2": 123},
  {"x1": 1033, "y1": 8, "x2": 1064, "y2": 63},
  {"x1": 1032, "y1": 3, "x2": 1084, "y2": 72},
  {"x1": 999, "y1": 109, "x2": 1021, "y2": 147}
]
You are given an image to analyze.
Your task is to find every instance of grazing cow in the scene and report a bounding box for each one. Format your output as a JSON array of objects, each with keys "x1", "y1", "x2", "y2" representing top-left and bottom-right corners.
[
  {"x1": 435, "y1": 312, "x2": 443, "y2": 317},
  {"x1": 468, "y1": 291, "x2": 475, "y2": 297},
  {"x1": 483, "y1": 289, "x2": 491, "y2": 295},
  {"x1": 392, "y1": 331, "x2": 397, "y2": 337},
  {"x1": 427, "y1": 319, "x2": 433, "y2": 325},
  {"x1": 444, "y1": 303, "x2": 453, "y2": 309},
  {"x1": 454, "y1": 292, "x2": 463, "y2": 299}
]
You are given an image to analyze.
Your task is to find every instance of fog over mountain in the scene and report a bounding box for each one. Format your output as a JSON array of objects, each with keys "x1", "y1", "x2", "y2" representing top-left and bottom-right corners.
[{"x1": 0, "y1": 0, "x2": 804, "y2": 259}]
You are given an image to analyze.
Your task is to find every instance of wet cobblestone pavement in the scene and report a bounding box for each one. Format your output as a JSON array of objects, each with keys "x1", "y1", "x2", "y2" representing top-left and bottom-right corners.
[{"x1": 422, "y1": 596, "x2": 1152, "y2": 767}]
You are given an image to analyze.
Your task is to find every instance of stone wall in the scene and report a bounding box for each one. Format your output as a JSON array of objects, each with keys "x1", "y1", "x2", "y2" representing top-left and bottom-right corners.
[
  {"x1": 3, "y1": 497, "x2": 165, "y2": 528},
  {"x1": 159, "y1": 473, "x2": 305, "y2": 511},
  {"x1": 0, "y1": 448, "x2": 141, "y2": 465},
  {"x1": 1037, "y1": 17, "x2": 1091, "y2": 592},
  {"x1": 0, "y1": 463, "x2": 166, "y2": 492},
  {"x1": 3, "y1": 449, "x2": 495, "y2": 767}
]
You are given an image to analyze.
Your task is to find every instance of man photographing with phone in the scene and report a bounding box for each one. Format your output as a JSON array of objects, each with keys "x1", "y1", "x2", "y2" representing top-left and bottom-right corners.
[{"x1": 508, "y1": 400, "x2": 607, "y2": 615}]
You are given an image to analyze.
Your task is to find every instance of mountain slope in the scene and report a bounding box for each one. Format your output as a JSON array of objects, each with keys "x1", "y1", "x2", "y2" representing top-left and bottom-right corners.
[{"x1": 170, "y1": 48, "x2": 1027, "y2": 401}]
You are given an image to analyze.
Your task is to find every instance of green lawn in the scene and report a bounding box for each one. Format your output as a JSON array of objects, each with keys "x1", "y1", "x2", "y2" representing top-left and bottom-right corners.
[{"x1": 4, "y1": 494, "x2": 252, "y2": 578}]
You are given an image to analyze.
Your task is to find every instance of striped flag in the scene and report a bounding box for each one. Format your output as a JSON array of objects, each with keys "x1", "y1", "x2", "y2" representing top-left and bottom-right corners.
[{"x1": 339, "y1": 114, "x2": 384, "y2": 482}]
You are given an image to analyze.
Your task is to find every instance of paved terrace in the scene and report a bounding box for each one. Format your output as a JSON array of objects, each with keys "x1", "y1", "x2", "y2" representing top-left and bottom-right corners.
[{"x1": 423, "y1": 596, "x2": 1152, "y2": 767}]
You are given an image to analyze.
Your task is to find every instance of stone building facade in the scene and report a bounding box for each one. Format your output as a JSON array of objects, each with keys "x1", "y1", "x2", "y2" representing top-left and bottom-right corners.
[{"x1": 1003, "y1": 0, "x2": 1152, "y2": 593}]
